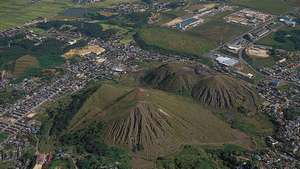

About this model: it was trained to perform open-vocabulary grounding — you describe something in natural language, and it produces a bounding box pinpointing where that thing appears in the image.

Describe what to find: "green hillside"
[142,62,205,95]
[40,82,255,168]
[142,63,273,148]
[68,84,253,158]
[143,63,259,111]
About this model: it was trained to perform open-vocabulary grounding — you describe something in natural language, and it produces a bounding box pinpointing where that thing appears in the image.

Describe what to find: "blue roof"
[176,18,198,29]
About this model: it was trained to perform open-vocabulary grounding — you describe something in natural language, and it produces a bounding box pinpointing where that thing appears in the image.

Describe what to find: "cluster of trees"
[208,144,260,169]
[156,145,221,169]
[273,29,300,51]
[156,144,260,169]
[37,20,116,39]
[0,32,66,80]
[62,123,131,169]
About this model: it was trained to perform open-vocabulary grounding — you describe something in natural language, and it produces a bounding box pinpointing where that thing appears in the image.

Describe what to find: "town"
[0,0,299,169]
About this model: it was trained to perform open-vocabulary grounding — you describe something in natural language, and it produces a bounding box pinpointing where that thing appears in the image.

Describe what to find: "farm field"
[137,26,215,56]
[189,19,249,45]
[137,18,248,58]
[137,7,249,58]
[0,0,138,31]
[0,0,74,30]
[230,0,300,14]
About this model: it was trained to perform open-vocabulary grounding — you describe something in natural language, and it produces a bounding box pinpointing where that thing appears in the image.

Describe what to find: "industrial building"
[224,44,242,54]
[224,9,273,26]
[175,18,204,30]
[215,56,239,66]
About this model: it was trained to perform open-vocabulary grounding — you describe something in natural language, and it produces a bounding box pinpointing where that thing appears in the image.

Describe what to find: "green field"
[0,132,8,143]
[137,7,249,59]
[137,21,248,59]
[230,0,300,14]
[0,0,138,31]
[49,159,70,169]
[0,0,74,30]
[189,18,249,45]
[0,161,16,169]
[137,26,216,56]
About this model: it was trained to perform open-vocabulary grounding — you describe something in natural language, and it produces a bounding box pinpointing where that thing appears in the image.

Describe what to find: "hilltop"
[142,62,211,94]
[192,74,259,111]
[142,63,259,111]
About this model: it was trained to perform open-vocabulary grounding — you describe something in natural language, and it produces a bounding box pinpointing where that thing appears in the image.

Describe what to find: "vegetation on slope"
[156,145,225,169]
[143,63,259,111]
[39,81,255,168]
[142,62,206,95]
[68,83,251,160]
[191,74,259,111]
[142,63,273,149]
[13,55,39,77]
[38,82,132,169]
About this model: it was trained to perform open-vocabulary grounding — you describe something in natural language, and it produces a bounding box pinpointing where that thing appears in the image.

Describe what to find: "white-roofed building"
[215,56,239,66]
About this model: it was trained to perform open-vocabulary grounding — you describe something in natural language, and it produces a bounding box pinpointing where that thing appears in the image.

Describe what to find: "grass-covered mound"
[143,63,259,111]
[39,80,272,168]
[142,62,210,94]
[13,55,39,77]
[68,84,252,160]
